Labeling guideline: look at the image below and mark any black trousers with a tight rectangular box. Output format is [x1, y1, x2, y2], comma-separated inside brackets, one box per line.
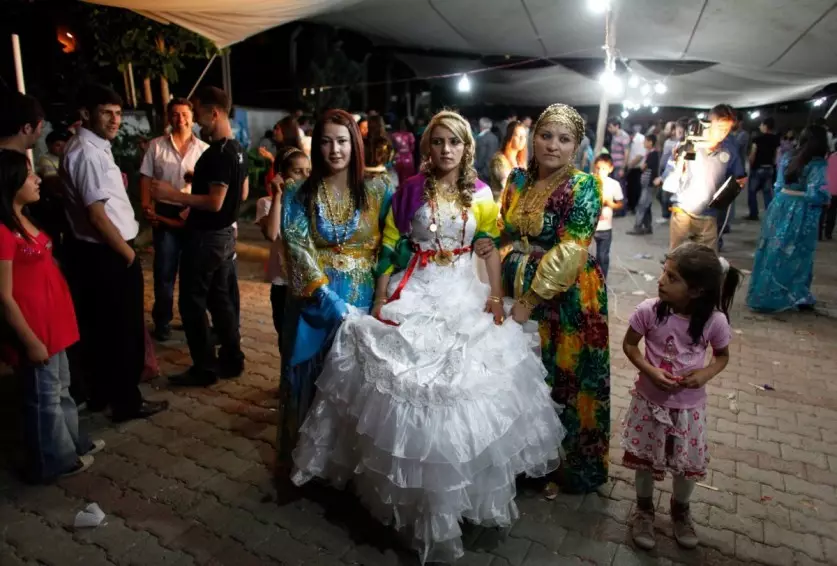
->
[820, 196, 837, 240]
[270, 284, 287, 347]
[179, 227, 243, 379]
[64, 238, 144, 415]
[626, 167, 643, 211]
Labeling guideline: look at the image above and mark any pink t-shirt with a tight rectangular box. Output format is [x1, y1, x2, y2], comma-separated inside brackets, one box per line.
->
[629, 298, 731, 409]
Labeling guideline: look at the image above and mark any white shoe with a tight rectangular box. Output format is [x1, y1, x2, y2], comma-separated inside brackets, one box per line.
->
[82, 439, 105, 457]
[655, 218, 669, 225]
[60, 455, 95, 478]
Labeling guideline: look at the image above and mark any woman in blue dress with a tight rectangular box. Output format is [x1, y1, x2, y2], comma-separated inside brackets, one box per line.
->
[277, 109, 393, 472]
[747, 125, 830, 312]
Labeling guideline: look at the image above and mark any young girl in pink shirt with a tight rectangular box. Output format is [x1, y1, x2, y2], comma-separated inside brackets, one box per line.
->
[622, 243, 740, 551]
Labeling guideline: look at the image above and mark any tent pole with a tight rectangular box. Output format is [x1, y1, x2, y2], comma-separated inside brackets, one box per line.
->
[826, 97, 837, 120]
[11, 34, 33, 163]
[187, 53, 218, 100]
[221, 50, 232, 101]
[593, 7, 615, 156]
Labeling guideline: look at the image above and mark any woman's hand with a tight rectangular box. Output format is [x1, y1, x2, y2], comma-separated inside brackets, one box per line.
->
[26, 339, 49, 365]
[647, 367, 680, 391]
[270, 174, 285, 198]
[474, 238, 495, 259]
[484, 299, 505, 324]
[511, 300, 532, 324]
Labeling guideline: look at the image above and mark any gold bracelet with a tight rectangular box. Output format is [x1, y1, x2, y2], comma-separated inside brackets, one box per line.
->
[518, 290, 542, 310]
[487, 295, 503, 303]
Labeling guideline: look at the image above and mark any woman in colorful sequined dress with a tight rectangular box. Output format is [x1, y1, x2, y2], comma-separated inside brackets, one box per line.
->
[478, 103, 610, 494]
[276, 109, 392, 471]
[291, 110, 565, 563]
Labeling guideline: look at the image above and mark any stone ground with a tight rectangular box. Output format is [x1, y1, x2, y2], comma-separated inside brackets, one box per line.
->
[2, 207, 837, 566]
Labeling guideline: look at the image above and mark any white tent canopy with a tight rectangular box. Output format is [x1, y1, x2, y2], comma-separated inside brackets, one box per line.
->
[86, 0, 837, 108]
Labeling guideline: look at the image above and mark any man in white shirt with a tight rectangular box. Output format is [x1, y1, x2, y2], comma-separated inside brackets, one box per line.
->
[139, 98, 209, 342]
[62, 84, 168, 422]
[625, 125, 647, 212]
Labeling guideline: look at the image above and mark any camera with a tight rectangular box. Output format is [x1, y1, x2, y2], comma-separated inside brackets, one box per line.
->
[680, 118, 708, 161]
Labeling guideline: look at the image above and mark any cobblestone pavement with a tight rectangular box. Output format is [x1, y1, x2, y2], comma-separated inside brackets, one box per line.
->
[2, 215, 837, 566]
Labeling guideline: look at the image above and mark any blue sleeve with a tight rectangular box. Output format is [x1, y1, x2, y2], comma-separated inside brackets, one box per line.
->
[728, 148, 746, 180]
[773, 155, 788, 192]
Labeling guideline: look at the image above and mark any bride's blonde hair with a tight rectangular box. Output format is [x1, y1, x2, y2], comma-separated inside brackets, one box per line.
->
[419, 110, 477, 208]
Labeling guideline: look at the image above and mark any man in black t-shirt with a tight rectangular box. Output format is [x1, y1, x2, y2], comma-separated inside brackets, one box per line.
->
[746, 117, 780, 221]
[150, 86, 247, 386]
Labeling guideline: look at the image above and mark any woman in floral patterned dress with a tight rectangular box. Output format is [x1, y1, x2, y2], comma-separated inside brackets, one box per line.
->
[476, 103, 610, 494]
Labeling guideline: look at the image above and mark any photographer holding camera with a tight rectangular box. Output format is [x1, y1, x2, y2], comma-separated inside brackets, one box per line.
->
[667, 104, 747, 251]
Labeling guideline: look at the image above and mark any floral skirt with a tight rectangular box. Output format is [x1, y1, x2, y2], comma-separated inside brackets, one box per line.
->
[620, 392, 708, 481]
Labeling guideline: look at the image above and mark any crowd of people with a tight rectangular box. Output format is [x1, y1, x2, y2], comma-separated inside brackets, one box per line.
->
[0, 83, 833, 563]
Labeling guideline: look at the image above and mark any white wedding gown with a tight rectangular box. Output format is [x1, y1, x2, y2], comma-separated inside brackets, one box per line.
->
[291, 200, 565, 563]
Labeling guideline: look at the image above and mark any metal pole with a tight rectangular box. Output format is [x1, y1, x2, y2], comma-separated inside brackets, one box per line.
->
[825, 97, 837, 120]
[187, 53, 218, 100]
[11, 34, 33, 163]
[593, 7, 615, 156]
[221, 51, 232, 101]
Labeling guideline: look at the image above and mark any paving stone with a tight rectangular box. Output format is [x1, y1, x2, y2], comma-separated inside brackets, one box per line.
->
[578, 492, 633, 523]
[73, 516, 152, 562]
[508, 516, 568, 552]
[707, 506, 763, 542]
[693, 523, 736, 556]
[736, 495, 791, 529]
[472, 530, 530, 566]
[823, 537, 837, 564]
[763, 522, 824, 560]
[783, 475, 837, 505]
[342, 545, 416, 566]
[780, 444, 830, 469]
[735, 462, 784, 491]
[788, 510, 837, 542]
[557, 531, 617, 565]
[612, 544, 680, 566]
[735, 534, 795, 566]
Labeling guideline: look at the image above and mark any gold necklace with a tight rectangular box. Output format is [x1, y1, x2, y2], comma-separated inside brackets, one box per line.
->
[514, 166, 571, 250]
[318, 180, 355, 252]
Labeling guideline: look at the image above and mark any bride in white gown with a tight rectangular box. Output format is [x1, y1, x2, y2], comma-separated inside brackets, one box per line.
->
[291, 110, 565, 563]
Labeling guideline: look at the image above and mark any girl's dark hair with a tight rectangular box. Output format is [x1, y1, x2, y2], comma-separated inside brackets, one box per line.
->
[0, 150, 34, 240]
[277, 147, 307, 178]
[279, 116, 302, 150]
[784, 125, 829, 185]
[365, 115, 391, 166]
[656, 243, 741, 345]
[299, 109, 367, 213]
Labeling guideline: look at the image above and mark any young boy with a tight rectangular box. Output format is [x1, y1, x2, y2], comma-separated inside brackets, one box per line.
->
[628, 134, 660, 236]
[593, 154, 624, 278]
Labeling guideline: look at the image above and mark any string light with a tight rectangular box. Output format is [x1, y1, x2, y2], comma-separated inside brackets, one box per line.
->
[749, 110, 760, 120]
[813, 97, 827, 107]
[651, 106, 659, 114]
[621, 110, 630, 119]
[697, 112, 706, 120]
[599, 69, 623, 95]
[588, 0, 611, 13]
[642, 98, 652, 107]
[457, 74, 471, 93]
[654, 82, 667, 95]
[640, 83, 651, 96]
[628, 75, 640, 89]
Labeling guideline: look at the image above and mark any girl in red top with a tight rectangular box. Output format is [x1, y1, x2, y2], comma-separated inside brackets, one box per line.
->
[0, 150, 102, 482]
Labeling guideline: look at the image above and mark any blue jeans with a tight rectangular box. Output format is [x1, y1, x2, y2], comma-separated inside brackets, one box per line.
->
[20, 351, 90, 481]
[634, 184, 655, 232]
[152, 226, 185, 329]
[594, 229, 612, 278]
[748, 166, 775, 218]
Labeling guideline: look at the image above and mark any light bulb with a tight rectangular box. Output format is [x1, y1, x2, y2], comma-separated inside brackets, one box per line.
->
[621, 110, 630, 119]
[654, 82, 667, 95]
[642, 98, 651, 107]
[599, 70, 623, 95]
[750, 110, 760, 119]
[814, 97, 826, 107]
[697, 112, 706, 120]
[623, 99, 634, 109]
[588, 0, 611, 13]
[628, 75, 640, 89]
[651, 106, 659, 114]
[640, 83, 651, 96]
[457, 74, 471, 93]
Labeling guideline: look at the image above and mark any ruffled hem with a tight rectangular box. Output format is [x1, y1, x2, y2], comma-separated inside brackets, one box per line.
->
[291, 345, 564, 563]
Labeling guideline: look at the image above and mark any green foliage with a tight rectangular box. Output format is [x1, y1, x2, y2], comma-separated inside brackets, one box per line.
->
[87, 6, 219, 84]
[302, 33, 363, 110]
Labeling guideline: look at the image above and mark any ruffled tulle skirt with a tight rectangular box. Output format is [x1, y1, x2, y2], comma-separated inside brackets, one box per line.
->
[291, 257, 565, 563]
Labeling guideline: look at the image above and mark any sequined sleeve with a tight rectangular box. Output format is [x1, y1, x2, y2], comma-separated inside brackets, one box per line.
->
[530, 173, 602, 301]
[472, 198, 501, 244]
[281, 182, 328, 297]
